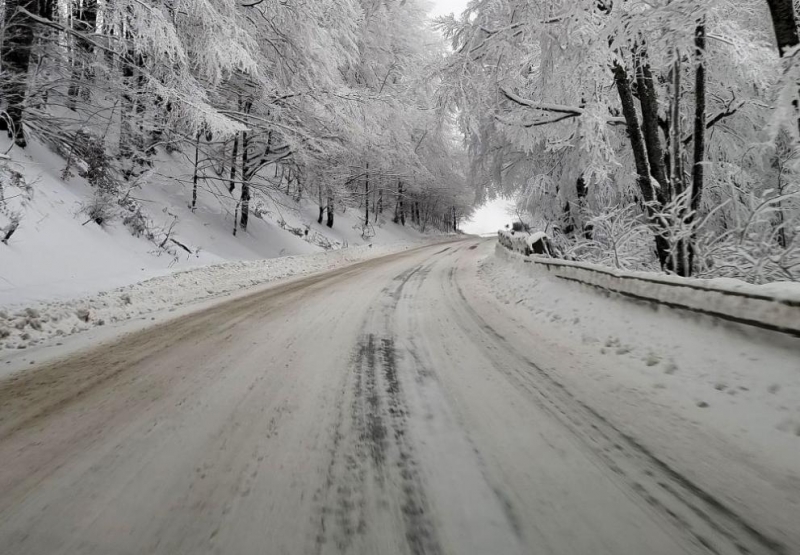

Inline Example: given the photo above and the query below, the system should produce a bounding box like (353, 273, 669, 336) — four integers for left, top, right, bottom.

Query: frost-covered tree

(0, 0, 474, 249)
(438, 0, 798, 281)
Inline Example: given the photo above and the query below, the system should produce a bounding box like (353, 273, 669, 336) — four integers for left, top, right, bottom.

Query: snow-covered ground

(0, 241, 438, 355)
(477, 243, 800, 523)
(1, 136, 444, 354)
(0, 137, 429, 307)
(1, 239, 798, 554)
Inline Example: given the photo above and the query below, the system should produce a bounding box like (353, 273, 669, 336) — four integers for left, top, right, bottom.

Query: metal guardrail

(496, 241, 800, 339)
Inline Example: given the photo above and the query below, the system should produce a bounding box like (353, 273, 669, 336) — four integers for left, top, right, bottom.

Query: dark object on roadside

(498, 230, 560, 258)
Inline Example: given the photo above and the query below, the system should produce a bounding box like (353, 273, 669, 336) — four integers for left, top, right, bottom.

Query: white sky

(461, 198, 516, 236)
(428, 0, 470, 18)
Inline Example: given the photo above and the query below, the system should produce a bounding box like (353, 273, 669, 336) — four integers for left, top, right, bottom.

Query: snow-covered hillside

(0, 137, 430, 308)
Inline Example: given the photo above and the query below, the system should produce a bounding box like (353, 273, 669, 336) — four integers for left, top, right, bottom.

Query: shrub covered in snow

(498, 229, 558, 257)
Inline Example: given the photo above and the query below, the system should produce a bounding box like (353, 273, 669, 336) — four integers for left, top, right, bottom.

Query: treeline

(0, 0, 472, 244)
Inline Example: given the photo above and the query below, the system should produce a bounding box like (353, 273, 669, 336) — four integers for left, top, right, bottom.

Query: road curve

(0, 240, 789, 555)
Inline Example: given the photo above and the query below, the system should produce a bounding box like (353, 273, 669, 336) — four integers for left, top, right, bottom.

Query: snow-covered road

(0, 240, 796, 555)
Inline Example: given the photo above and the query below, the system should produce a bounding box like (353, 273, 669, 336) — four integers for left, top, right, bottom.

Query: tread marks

(450, 276, 788, 555)
(315, 261, 442, 555)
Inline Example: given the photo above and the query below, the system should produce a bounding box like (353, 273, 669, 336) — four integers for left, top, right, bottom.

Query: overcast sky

(428, 0, 470, 18)
(461, 198, 516, 236)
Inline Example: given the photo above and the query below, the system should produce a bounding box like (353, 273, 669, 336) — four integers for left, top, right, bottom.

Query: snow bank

(0, 241, 427, 353)
(0, 137, 432, 307)
(496, 242, 800, 338)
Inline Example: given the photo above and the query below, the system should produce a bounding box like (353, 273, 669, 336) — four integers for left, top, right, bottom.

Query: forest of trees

(0, 0, 472, 247)
(437, 0, 800, 283)
(4, 0, 800, 284)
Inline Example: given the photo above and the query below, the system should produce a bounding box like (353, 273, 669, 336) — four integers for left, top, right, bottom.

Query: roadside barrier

(496, 239, 800, 338)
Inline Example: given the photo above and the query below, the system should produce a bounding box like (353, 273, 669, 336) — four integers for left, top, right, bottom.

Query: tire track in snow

(314, 262, 441, 555)
(380, 335, 441, 555)
(447, 268, 788, 555)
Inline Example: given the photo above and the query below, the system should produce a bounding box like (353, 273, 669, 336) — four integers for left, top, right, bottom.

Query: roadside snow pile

(495, 244, 800, 337)
(0, 241, 424, 352)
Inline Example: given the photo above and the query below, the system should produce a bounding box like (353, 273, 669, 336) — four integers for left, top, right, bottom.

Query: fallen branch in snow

(2, 220, 19, 245)
(170, 238, 193, 254)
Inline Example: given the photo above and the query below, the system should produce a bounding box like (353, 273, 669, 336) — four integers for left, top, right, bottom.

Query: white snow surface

(0, 137, 429, 307)
(0, 136, 444, 353)
(0, 241, 437, 354)
(484, 245, 800, 481)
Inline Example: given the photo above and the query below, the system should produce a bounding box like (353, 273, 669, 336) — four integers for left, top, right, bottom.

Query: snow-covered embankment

(0, 241, 431, 353)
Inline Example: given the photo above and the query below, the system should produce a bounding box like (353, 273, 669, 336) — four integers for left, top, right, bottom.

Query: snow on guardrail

(496, 235, 800, 338)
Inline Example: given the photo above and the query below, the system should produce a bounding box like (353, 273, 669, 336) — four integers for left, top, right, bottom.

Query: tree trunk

(612, 61, 670, 269)
(1, 0, 41, 147)
(239, 100, 253, 231)
(240, 128, 250, 231)
(294, 166, 302, 202)
(576, 175, 593, 239)
(394, 181, 404, 224)
(670, 58, 684, 197)
(318, 184, 325, 225)
(691, 24, 707, 217)
(191, 131, 201, 212)
(765, 0, 800, 137)
(228, 133, 239, 193)
(119, 50, 148, 178)
(119, 59, 136, 173)
(765, 0, 799, 55)
(685, 21, 707, 276)
(635, 47, 669, 204)
(364, 162, 370, 226)
(326, 187, 334, 228)
(67, 0, 97, 109)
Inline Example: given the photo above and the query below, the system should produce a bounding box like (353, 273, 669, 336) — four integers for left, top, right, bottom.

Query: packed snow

(0, 240, 440, 354)
(482, 244, 800, 479)
(0, 136, 446, 354)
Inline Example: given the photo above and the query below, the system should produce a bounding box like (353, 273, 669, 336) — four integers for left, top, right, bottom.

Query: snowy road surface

(0, 240, 796, 555)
